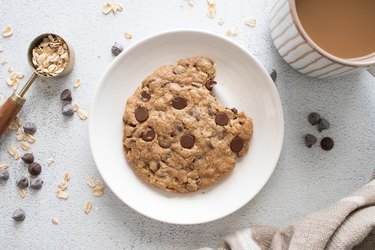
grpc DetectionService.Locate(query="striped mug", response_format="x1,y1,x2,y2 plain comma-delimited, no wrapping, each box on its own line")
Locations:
270,0,375,79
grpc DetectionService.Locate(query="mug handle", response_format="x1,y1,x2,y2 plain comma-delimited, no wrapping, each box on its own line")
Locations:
368,67,375,77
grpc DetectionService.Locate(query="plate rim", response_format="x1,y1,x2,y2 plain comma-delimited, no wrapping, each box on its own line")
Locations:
89,29,284,224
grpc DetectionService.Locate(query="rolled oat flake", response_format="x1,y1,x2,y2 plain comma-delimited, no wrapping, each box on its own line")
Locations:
0,168,9,181
12,209,25,222
23,122,37,135
30,177,43,190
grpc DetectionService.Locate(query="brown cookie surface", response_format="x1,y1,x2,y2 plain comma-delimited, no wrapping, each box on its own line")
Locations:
123,57,253,193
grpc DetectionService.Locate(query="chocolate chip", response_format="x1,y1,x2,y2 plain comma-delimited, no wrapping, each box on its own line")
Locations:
231,108,238,114
141,91,151,102
21,153,34,164
308,112,321,125
17,177,29,189
180,134,195,149
142,128,155,142
230,136,244,153
172,97,187,110
207,141,214,149
134,107,149,122
30,177,43,190
122,118,127,124
304,134,317,148
270,69,277,82
12,209,25,222
111,42,123,56
28,162,42,175
321,137,334,151
0,169,9,181
60,89,72,101
23,122,37,135
215,112,229,126
205,80,217,90
318,118,330,132
208,108,216,117
62,103,74,116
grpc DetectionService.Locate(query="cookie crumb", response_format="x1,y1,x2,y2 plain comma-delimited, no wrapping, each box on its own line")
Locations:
51,218,58,225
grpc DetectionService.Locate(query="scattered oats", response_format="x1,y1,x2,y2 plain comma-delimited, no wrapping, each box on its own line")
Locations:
12,80,19,91
218,18,224,25
20,141,30,151
17,72,25,78
58,180,68,191
32,35,69,76
1,59,7,65
72,103,79,112
73,78,81,88
25,134,36,144
47,158,55,166
187,0,194,6
245,18,257,28
86,176,95,188
2,27,13,38
87,176,105,197
7,144,20,159
0,163,9,169
16,134,24,141
56,189,69,199
102,2,113,14
226,27,239,37
18,188,26,198
207,0,217,18
84,201,93,214
124,32,133,39
51,218,58,225
64,171,71,181
103,2,123,14
77,110,88,120
112,2,123,12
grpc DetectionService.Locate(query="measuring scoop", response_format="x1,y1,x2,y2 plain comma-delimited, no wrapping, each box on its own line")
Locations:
0,33,74,137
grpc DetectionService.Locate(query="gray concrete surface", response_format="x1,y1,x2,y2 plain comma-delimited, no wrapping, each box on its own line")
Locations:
0,0,374,249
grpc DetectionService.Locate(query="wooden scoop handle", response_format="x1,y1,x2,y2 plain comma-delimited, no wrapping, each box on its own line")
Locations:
0,94,25,137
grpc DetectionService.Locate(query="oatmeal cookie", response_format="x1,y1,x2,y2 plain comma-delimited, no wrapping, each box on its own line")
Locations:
123,57,253,193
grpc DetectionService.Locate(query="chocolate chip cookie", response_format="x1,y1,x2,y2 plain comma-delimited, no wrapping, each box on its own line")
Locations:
123,57,253,193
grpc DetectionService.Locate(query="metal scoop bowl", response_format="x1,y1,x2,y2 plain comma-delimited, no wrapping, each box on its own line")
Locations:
0,33,74,137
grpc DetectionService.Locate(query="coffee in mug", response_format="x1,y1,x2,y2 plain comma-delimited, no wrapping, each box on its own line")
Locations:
270,0,375,79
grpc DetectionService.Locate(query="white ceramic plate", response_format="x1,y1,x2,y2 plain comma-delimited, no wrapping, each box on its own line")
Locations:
89,30,284,224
